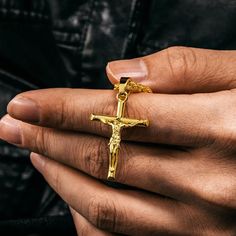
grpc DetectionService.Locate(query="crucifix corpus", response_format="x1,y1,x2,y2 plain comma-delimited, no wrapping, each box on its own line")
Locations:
90,77,152,181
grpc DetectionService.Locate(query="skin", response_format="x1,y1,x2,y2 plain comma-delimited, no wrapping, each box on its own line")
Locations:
1,46,236,235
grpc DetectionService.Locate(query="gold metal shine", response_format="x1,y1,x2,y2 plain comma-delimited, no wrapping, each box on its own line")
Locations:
90,78,152,181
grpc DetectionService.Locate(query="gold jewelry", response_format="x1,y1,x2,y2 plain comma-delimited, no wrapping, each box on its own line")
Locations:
90,77,152,181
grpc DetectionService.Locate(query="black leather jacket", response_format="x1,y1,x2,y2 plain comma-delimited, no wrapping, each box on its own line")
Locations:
0,0,236,235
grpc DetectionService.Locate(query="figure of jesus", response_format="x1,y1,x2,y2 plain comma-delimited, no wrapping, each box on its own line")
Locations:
90,115,148,180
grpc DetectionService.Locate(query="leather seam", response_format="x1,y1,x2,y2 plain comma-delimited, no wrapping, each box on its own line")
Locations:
0,8,49,19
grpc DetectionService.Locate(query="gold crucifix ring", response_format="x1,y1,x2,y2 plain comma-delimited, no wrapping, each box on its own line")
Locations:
90,77,152,181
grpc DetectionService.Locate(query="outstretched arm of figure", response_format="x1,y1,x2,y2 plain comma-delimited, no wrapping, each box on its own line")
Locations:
90,114,116,125
121,118,149,128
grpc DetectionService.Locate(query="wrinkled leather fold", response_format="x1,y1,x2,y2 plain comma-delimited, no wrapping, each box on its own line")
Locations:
0,0,236,234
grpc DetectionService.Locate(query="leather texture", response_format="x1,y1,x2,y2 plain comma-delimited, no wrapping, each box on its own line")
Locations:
0,0,236,234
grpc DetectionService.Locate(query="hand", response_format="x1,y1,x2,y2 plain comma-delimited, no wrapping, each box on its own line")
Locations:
1,47,236,235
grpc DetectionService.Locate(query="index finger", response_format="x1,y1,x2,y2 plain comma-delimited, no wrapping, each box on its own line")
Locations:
7,88,222,147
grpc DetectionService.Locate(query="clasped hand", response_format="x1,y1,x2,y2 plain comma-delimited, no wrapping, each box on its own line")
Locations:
1,47,236,235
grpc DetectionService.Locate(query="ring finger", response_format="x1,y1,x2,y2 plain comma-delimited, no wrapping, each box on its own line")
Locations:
0,115,229,206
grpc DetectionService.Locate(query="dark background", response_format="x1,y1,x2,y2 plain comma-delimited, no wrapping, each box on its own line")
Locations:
0,0,236,235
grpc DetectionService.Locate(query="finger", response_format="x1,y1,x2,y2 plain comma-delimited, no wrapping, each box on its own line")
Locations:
1,115,236,210
70,208,115,236
6,88,227,146
30,153,193,235
0,116,186,197
0,114,184,195
107,46,236,93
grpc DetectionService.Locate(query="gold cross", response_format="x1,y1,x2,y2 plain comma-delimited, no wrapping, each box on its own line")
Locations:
90,78,151,181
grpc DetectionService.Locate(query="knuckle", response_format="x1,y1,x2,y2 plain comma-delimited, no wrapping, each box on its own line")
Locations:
34,127,50,155
88,196,119,232
164,46,197,83
52,93,76,128
57,97,73,127
84,138,108,179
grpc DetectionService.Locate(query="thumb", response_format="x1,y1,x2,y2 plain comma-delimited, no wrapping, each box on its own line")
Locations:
106,46,236,93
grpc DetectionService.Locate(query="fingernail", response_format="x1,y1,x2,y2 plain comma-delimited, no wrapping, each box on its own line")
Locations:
7,97,40,123
106,58,148,82
0,115,22,144
30,153,46,171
